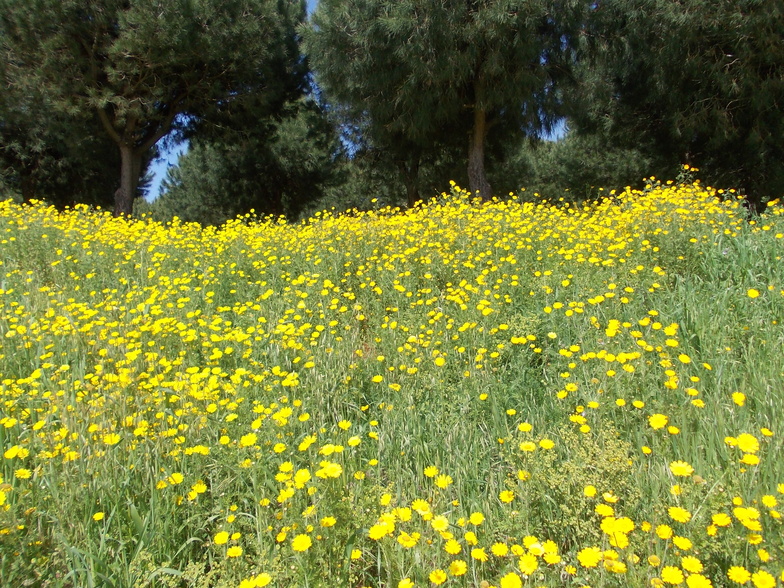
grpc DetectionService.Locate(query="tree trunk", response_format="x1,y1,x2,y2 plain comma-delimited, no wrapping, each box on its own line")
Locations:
468,104,492,199
114,143,142,216
20,174,35,203
398,149,421,207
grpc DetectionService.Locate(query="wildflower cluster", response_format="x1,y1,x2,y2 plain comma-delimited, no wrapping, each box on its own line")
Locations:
0,176,782,586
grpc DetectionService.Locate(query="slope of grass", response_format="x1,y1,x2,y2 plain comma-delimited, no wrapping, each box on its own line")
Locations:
1,174,782,587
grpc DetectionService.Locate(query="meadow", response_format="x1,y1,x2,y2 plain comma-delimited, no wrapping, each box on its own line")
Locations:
0,170,782,588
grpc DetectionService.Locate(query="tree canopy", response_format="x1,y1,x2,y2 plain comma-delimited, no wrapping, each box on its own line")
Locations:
3,0,783,219
568,0,784,206
0,65,126,207
304,0,584,200
0,0,307,215
152,98,341,225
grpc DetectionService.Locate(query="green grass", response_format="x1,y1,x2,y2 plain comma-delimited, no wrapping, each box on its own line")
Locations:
0,176,782,587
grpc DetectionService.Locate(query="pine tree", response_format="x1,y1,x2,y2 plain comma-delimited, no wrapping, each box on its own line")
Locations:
153,98,341,224
569,0,784,205
304,0,584,199
0,0,306,215
0,82,118,206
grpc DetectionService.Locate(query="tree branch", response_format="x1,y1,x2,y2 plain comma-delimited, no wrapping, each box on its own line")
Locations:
97,107,122,145
138,92,188,153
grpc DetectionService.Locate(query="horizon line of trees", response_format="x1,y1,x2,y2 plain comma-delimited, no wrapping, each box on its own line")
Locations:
1,0,782,224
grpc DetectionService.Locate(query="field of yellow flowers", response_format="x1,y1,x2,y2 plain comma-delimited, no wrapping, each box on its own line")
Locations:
1,174,783,587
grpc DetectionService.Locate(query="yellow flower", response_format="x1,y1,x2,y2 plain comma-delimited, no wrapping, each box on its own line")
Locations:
668,506,692,523
411,499,430,514
595,503,614,517
448,559,467,576
397,531,419,548
661,566,684,585
434,474,453,489
430,516,449,532
583,485,597,497
424,466,439,478
669,460,694,476
672,536,692,550
469,512,484,525
519,441,537,452
320,516,336,527
685,574,713,588
92,512,105,521
727,566,751,584
747,288,760,298
712,512,732,526
519,553,538,575
471,547,488,562
499,490,515,503
239,433,257,447
291,534,312,552
369,521,394,540
648,413,669,429
398,579,414,588
14,469,31,479
577,547,602,568
681,556,703,573
214,531,229,545
492,542,509,557
735,433,760,453
499,572,523,588
226,546,243,558
539,438,555,449
102,433,121,445
656,525,673,540
315,461,342,478
750,570,775,588
428,569,447,585
239,572,273,588
444,539,461,555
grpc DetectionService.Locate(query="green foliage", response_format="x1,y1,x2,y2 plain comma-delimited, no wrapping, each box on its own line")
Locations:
568,0,784,206
304,0,585,199
0,0,306,215
0,62,126,207
500,423,638,550
494,131,658,201
150,98,341,224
